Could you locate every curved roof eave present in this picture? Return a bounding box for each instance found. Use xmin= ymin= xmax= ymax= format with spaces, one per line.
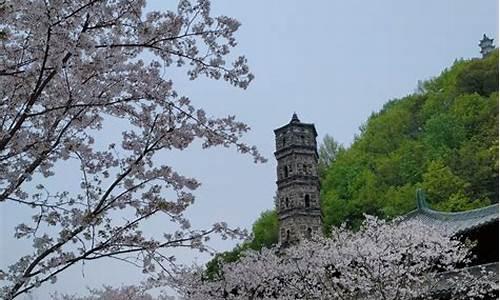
xmin=402 ymin=189 xmax=499 ymax=235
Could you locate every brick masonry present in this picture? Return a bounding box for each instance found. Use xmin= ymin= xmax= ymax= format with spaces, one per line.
xmin=274 ymin=113 xmax=323 ymax=245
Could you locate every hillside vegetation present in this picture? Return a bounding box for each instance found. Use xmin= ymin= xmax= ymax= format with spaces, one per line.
xmin=205 ymin=50 xmax=499 ymax=276
xmin=322 ymin=50 xmax=498 ymax=231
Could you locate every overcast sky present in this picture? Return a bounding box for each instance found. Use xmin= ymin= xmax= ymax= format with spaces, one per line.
xmin=2 ymin=0 xmax=498 ymax=298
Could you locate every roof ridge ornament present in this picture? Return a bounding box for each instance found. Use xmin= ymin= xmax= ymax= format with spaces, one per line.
xmin=416 ymin=189 xmax=428 ymax=210
xmin=290 ymin=112 xmax=300 ymax=124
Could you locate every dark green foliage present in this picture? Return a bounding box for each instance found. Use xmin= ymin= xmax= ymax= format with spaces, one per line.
xmin=321 ymin=50 xmax=498 ymax=232
xmin=456 ymin=52 xmax=499 ymax=96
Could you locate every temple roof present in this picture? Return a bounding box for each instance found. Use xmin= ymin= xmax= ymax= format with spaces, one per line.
xmin=403 ymin=189 xmax=499 ymax=235
xmin=431 ymin=262 xmax=499 ymax=295
xmin=479 ymin=34 xmax=494 ymax=45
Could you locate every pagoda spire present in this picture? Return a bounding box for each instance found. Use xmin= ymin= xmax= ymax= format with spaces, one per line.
xmin=290 ymin=112 xmax=300 ymax=124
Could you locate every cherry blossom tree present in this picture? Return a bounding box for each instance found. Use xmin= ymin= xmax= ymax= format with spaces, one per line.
xmin=174 ymin=216 xmax=497 ymax=300
xmin=0 ymin=0 xmax=265 ymax=298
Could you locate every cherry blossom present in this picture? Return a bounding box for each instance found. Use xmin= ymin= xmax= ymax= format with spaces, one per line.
xmin=0 ymin=0 xmax=264 ymax=299
xmin=174 ymin=215 xmax=497 ymax=300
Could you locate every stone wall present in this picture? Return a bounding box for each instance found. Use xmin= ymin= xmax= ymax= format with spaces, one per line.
xmin=279 ymin=215 xmax=323 ymax=243
xmin=277 ymin=184 xmax=320 ymax=211
xmin=276 ymin=153 xmax=318 ymax=181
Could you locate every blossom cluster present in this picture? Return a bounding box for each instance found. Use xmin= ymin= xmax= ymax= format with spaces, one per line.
xmin=0 ymin=0 xmax=262 ymax=299
xmin=174 ymin=216 xmax=497 ymax=300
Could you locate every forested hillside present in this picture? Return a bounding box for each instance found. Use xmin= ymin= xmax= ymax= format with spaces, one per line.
xmin=205 ymin=50 xmax=498 ymax=275
xmin=322 ymin=50 xmax=498 ymax=231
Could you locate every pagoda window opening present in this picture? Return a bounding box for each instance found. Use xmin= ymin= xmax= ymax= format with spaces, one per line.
xmin=285 ymin=197 xmax=289 ymax=208
xmin=306 ymin=227 xmax=312 ymax=238
xmin=305 ymin=194 xmax=310 ymax=208
xmin=284 ymin=166 xmax=289 ymax=177
xmin=286 ymin=230 xmax=290 ymax=241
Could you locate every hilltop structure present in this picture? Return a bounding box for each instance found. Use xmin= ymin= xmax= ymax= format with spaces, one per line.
xmin=479 ymin=34 xmax=495 ymax=58
xmin=274 ymin=113 xmax=323 ymax=245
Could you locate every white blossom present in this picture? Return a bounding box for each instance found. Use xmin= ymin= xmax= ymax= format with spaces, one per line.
xmin=0 ymin=0 xmax=262 ymax=299
xmin=173 ymin=215 xmax=497 ymax=300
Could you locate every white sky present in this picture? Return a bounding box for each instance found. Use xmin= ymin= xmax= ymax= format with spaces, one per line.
xmin=1 ymin=0 xmax=498 ymax=298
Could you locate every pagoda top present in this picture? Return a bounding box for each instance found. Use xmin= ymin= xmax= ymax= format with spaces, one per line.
xmin=479 ymin=34 xmax=494 ymax=45
xmin=274 ymin=113 xmax=317 ymax=137
xmin=290 ymin=112 xmax=300 ymax=124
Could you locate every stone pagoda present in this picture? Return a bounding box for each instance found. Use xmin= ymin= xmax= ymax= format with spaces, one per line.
xmin=274 ymin=113 xmax=323 ymax=245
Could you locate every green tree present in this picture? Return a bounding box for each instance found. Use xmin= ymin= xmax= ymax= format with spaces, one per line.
xmin=249 ymin=210 xmax=279 ymax=249
xmin=318 ymin=135 xmax=344 ymax=180
xmin=321 ymin=50 xmax=498 ymax=227
xmin=421 ymin=160 xmax=470 ymax=207
xmin=456 ymin=51 xmax=499 ymax=96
